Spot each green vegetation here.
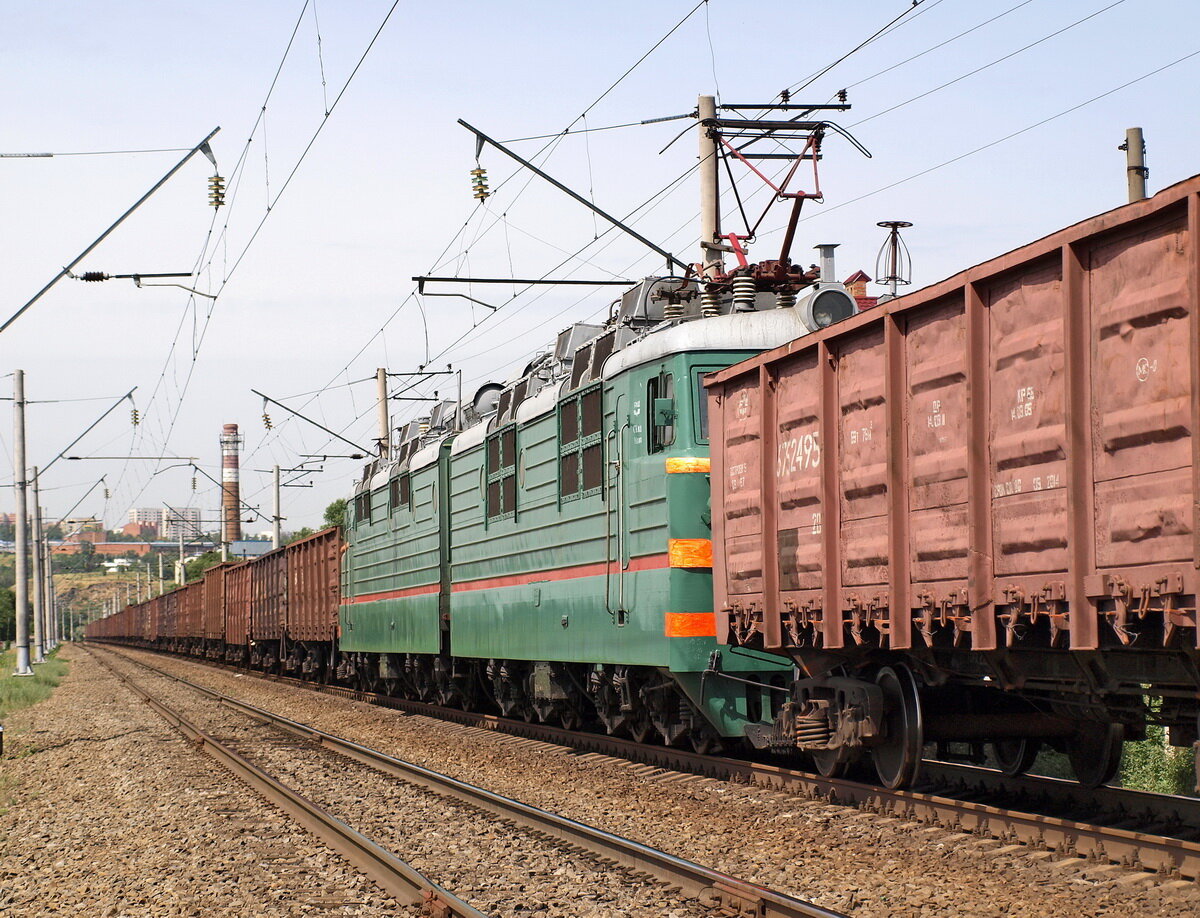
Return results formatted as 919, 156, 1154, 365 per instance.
1121, 729, 1196, 795
0, 647, 69, 721
287, 527, 315, 545
0, 588, 14, 643
184, 550, 224, 583
323, 498, 347, 530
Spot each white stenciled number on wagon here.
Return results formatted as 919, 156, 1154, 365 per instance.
777, 431, 821, 477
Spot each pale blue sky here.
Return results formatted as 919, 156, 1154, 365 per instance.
3, 0, 1198, 530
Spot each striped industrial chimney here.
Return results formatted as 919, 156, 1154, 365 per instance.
220, 423, 243, 546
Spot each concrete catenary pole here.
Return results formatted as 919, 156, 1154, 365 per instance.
1123, 127, 1147, 203
44, 537, 56, 649
272, 464, 282, 550
30, 467, 45, 663
698, 94, 723, 281
220, 423, 243, 555
376, 367, 390, 459
12, 371, 33, 676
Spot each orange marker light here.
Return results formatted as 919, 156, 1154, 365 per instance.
668, 538, 713, 568
665, 457, 711, 474
665, 611, 717, 637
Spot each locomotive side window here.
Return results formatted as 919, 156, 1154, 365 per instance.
648, 372, 675, 452
694, 367, 719, 443
354, 490, 372, 526
388, 474, 412, 516
486, 424, 517, 521
559, 382, 604, 501
559, 396, 580, 500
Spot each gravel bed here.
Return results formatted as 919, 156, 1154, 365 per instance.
121, 647, 1200, 918
108, 652, 719, 918
0, 646, 414, 917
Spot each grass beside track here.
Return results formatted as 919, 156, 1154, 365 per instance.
0, 647, 69, 722
0, 646, 69, 814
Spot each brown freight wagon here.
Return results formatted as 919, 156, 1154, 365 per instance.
202, 564, 228, 651
708, 174, 1200, 789
159, 592, 179, 643
284, 527, 341, 675
223, 561, 251, 663
249, 548, 288, 648
145, 596, 162, 643
179, 580, 204, 643
286, 528, 341, 642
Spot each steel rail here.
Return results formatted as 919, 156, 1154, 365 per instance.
86, 648, 489, 918
96, 642, 1200, 882
105, 646, 846, 918
920, 759, 1200, 828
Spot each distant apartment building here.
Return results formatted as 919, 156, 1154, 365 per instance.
160, 506, 202, 541
126, 508, 160, 539
127, 506, 203, 541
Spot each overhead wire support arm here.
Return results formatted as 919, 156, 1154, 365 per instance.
414, 276, 632, 287
68, 270, 217, 300
181, 470, 267, 523
1, 126, 222, 335
42, 387, 138, 475
458, 119, 692, 275
49, 476, 108, 532
251, 388, 375, 457
720, 103, 852, 112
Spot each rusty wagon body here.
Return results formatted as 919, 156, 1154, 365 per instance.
707, 175, 1200, 786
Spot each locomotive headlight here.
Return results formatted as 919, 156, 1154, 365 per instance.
800, 285, 858, 333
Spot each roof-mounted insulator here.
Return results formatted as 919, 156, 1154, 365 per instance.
470, 167, 489, 201
208, 174, 226, 207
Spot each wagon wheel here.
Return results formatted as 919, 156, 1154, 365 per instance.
871, 665, 924, 790
991, 738, 1040, 777
1066, 722, 1124, 788
809, 748, 848, 780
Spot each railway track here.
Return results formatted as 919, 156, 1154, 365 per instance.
94, 642, 1200, 887
90, 645, 844, 918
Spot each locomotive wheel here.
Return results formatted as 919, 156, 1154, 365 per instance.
871, 665, 924, 790
991, 738, 1040, 777
1066, 722, 1124, 788
626, 703, 654, 743
559, 705, 582, 731
689, 724, 721, 755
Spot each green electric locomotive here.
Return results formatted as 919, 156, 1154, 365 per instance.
338, 269, 859, 750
